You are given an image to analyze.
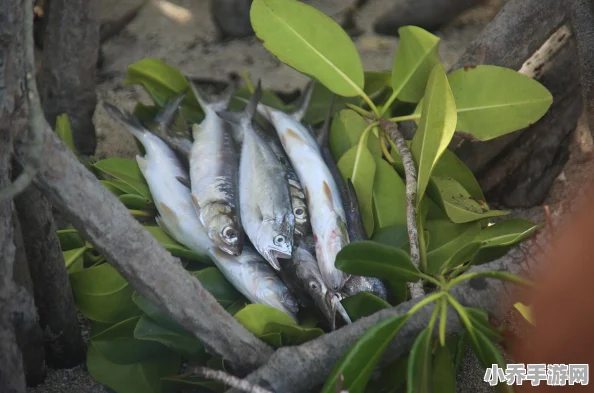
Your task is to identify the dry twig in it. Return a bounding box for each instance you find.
[192,367,274,393]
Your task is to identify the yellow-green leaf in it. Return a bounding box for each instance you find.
[329,109,380,161]
[250,0,364,97]
[391,26,441,103]
[55,114,77,154]
[513,302,535,326]
[93,158,152,201]
[372,157,407,229]
[411,64,457,203]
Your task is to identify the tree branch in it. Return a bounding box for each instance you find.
[567,0,594,138]
[11,0,273,373]
[192,367,274,393]
[226,245,528,393]
[379,119,424,299]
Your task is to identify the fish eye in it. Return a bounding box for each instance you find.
[308,281,319,290]
[273,235,286,245]
[222,226,237,241]
[294,208,305,218]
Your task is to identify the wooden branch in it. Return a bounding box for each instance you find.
[192,367,274,393]
[379,120,424,299]
[12,212,47,387]
[568,0,594,138]
[227,246,528,393]
[373,0,486,36]
[39,0,100,156]
[14,181,86,368]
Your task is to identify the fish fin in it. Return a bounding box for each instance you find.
[316,93,335,149]
[103,102,147,141]
[290,79,316,122]
[217,80,262,129]
[189,78,237,113]
[346,178,366,241]
[176,176,191,189]
[335,297,352,325]
[154,89,187,129]
[157,202,179,232]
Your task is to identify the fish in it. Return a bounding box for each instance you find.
[103,102,299,318]
[151,89,194,161]
[278,236,351,330]
[228,107,311,238]
[189,80,243,256]
[251,81,350,292]
[218,81,295,270]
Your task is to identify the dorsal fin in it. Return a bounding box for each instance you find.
[316,93,335,149]
[155,89,187,130]
[188,78,237,113]
[291,79,316,122]
[217,80,263,128]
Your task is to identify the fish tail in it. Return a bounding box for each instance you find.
[291,79,316,122]
[103,102,147,142]
[154,88,187,129]
[189,78,237,113]
[217,79,263,130]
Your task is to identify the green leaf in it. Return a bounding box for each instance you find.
[101,179,139,196]
[440,241,482,273]
[55,114,77,154]
[63,247,88,271]
[429,177,509,224]
[372,157,407,229]
[263,323,324,346]
[233,304,296,336]
[447,65,552,140]
[320,314,409,393]
[370,225,409,250]
[341,292,391,321]
[303,83,359,125]
[134,315,207,361]
[161,375,224,393]
[425,219,475,252]
[250,0,365,97]
[335,241,421,283]
[431,149,484,201]
[466,308,502,343]
[57,229,85,251]
[426,221,481,274]
[90,316,170,364]
[192,268,243,308]
[411,64,457,203]
[330,109,380,161]
[364,356,408,393]
[87,344,181,393]
[93,158,152,200]
[69,262,140,323]
[407,327,433,393]
[432,345,456,393]
[470,220,541,265]
[391,26,441,103]
[91,321,114,337]
[364,71,391,97]
[338,143,377,237]
[226,299,248,316]
[132,292,187,334]
[124,58,203,124]
[119,194,156,211]
[467,329,511,393]
[143,226,211,263]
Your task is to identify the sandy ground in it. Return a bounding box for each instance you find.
[29,0,594,392]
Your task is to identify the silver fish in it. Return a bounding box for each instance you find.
[278,236,351,330]
[103,102,299,318]
[218,82,295,270]
[253,82,350,292]
[151,89,193,160]
[229,110,311,238]
[189,81,243,256]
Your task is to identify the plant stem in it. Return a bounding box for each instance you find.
[379,87,402,117]
[345,103,372,118]
[379,133,396,164]
[359,91,380,118]
[379,119,424,298]
[242,69,254,94]
[418,273,441,287]
[438,296,448,347]
[407,292,444,316]
[445,271,534,291]
[388,113,421,123]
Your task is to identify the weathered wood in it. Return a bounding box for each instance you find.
[12,213,47,387]
[373,0,486,36]
[568,0,594,138]
[14,182,86,368]
[39,0,100,156]
[0,0,33,390]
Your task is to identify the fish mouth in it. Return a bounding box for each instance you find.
[266,249,292,271]
[315,291,352,331]
[213,238,242,256]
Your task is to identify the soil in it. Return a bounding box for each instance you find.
[28,0,594,392]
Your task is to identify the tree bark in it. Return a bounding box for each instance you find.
[14,182,86,368]
[0,1,35,390]
[12,212,47,387]
[39,0,100,156]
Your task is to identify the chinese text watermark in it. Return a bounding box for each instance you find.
[484,364,589,386]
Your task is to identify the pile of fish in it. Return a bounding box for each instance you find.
[104,79,387,330]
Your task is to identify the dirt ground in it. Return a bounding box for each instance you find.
[28,0,594,392]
